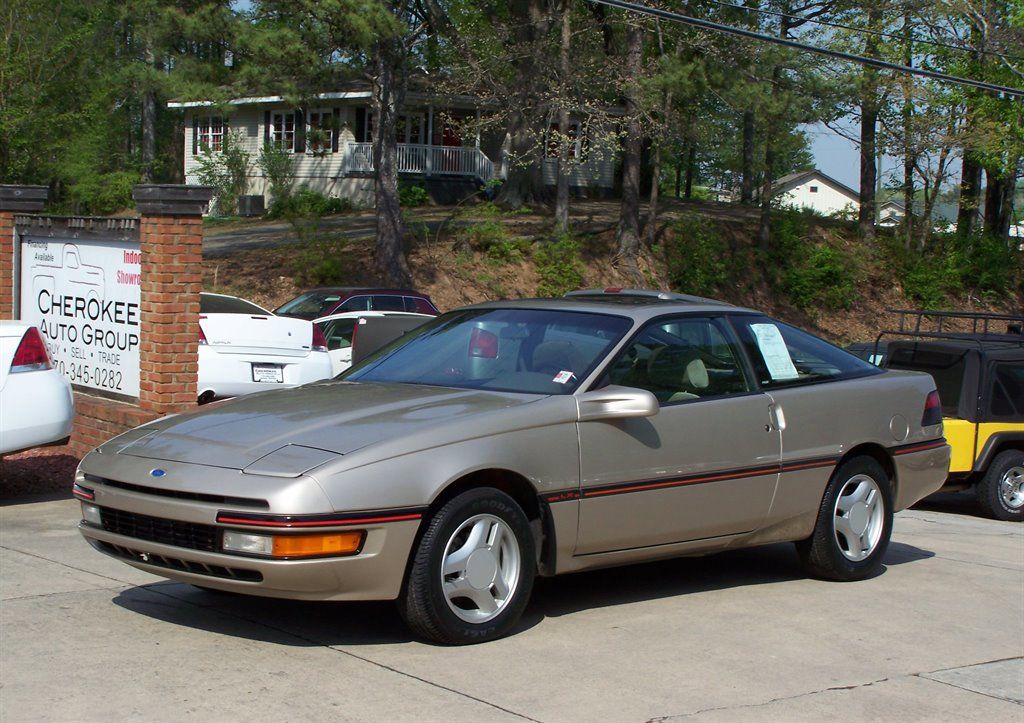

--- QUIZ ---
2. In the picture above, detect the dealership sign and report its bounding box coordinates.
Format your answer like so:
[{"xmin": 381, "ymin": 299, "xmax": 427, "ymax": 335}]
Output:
[{"xmin": 19, "ymin": 238, "xmax": 141, "ymax": 398}]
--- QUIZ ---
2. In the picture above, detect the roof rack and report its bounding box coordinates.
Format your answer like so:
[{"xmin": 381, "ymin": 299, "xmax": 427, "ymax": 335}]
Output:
[
  {"xmin": 875, "ymin": 309, "xmax": 1024, "ymax": 352},
  {"xmin": 564, "ymin": 288, "xmax": 730, "ymax": 305}
]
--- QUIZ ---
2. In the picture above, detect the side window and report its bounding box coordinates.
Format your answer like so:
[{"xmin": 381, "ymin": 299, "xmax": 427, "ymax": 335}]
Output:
[
  {"xmin": 371, "ymin": 295, "xmax": 406, "ymax": 312},
  {"xmin": 338, "ymin": 296, "xmax": 370, "ymax": 312},
  {"xmin": 734, "ymin": 316, "xmax": 880, "ymax": 389},
  {"xmin": 990, "ymin": 362, "xmax": 1024, "ymax": 419},
  {"xmin": 604, "ymin": 317, "xmax": 751, "ymax": 404},
  {"xmin": 320, "ymin": 319, "xmax": 356, "ymax": 351}
]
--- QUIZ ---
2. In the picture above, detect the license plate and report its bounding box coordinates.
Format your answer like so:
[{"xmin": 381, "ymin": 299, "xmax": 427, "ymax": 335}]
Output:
[{"xmin": 252, "ymin": 363, "xmax": 284, "ymax": 383}]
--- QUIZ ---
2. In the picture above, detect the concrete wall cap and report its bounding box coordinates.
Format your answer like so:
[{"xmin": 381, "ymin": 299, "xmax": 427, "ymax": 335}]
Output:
[
  {"xmin": 133, "ymin": 185, "xmax": 214, "ymax": 216},
  {"xmin": 0, "ymin": 185, "xmax": 48, "ymax": 212}
]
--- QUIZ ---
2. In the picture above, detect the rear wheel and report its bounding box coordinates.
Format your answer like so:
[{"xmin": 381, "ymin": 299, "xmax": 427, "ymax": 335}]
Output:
[
  {"xmin": 976, "ymin": 450, "xmax": 1024, "ymax": 522},
  {"xmin": 398, "ymin": 488, "xmax": 536, "ymax": 645},
  {"xmin": 797, "ymin": 456, "xmax": 893, "ymax": 581}
]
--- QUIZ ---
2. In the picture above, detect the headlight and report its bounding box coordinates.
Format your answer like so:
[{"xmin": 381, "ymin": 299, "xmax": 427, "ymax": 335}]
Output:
[
  {"xmin": 81, "ymin": 503, "xmax": 102, "ymax": 526},
  {"xmin": 221, "ymin": 530, "xmax": 364, "ymax": 559}
]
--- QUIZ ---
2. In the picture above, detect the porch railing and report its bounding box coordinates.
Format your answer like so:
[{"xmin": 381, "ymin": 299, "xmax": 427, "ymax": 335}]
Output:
[{"xmin": 344, "ymin": 142, "xmax": 495, "ymax": 182}]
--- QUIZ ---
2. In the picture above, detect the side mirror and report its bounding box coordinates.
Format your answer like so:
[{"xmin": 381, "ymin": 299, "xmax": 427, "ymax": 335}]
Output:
[{"xmin": 576, "ymin": 385, "xmax": 659, "ymax": 422}]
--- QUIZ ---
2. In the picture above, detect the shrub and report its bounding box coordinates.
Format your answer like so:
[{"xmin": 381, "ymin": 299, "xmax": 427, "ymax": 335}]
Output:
[
  {"xmin": 535, "ymin": 235, "xmax": 584, "ymax": 297},
  {"xmin": 195, "ymin": 131, "xmax": 250, "ymax": 216},
  {"xmin": 399, "ymin": 182, "xmax": 429, "ymax": 207},
  {"xmin": 269, "ymin": 188, "xmax": 354, "ymax": 219},
  {"xmin": 782, "ymin": 245, "xmax": 858, "ymax": 311},
  {"xmin": 65, "ymin": 170, "xmax": 138, "ymax": 215},
  {"xmin": 258, "ymin": 141, "xmax": 296, "ymax": 207},
  {"xmin": 290, "ymin": 237, "xmax": 349, "ymax": 287},
  {"xmin": 663, "ymin": 214, "xmax": 728, "ymax": 297}
]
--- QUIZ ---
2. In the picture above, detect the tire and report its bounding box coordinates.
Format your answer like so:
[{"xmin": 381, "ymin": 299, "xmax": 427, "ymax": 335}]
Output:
[
  {"xmin": 398, "ymin": 488, "xmax": 536, "ymax": 645},
  {"xmin": 797, "ymin": 456, "xmax": 894, "ymax": 581},
  {"xmin": 975, "ymin": 450, "xmax": 1024, "ymax": 522}
]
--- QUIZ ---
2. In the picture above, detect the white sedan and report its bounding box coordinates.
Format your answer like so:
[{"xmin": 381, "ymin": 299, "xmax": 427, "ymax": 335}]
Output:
[
  {"xmin": 198, "ymin": 293, "xmax": 333, "ymax": 403},
  {"xmin": 0, "ymin": 322, "xmax": 74, "ymax": 455},
  {"xmin": 313, "ymin": 311, "xmax": 434, "ymax": 375}
]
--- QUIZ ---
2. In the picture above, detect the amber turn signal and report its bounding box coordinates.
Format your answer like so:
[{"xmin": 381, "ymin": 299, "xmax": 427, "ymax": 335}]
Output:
[{"xmin": 271, "ymin": 531, "xmax": 364, "ymax": 558}]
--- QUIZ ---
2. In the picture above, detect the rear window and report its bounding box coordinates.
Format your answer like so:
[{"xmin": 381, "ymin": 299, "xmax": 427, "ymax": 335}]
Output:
[
  {"xmin": 372, "ymin": 295, "xmax": 406, "ymax": 311},
  {"xmin": 200, "ymin": 294, "xmax": 269, "ymax": 315},
  {"xmin": 274, "ymin": 291, "xmax": 343, "ymax": 316},
  {"xmin": 886, "ymin": 345, "xmax": 967, "ymax": 417},
  {"xmin": 990, "ymin": 362, "xmax": 1024, "ymax": 420}
]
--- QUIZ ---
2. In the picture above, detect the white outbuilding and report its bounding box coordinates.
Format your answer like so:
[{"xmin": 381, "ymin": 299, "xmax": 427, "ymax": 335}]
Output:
[{"xmin": 773, "ymin": 169, "xmax": 860, "ymax": 217}]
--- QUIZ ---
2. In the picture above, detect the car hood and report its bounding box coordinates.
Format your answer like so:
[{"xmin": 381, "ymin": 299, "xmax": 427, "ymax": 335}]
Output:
[{"xmin": 111, "ymin": 381, "xmax": 543, "ymax": 470}]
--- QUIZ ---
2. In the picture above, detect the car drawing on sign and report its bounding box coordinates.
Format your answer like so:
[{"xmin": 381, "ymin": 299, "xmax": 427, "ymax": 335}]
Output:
[
  {"xmin": 197, "ymin": 292, "xmax": 333, "ymax": 403},
  {"xmin": 273, "ymin": 287, "xmax": 439, "ymax": 320},
  {"xmin": 75, "ymin": 289, "xmax": 949, "ymax": 644},
  {"xmin": 0, "ymin": 323, "xmax": 74, "ymax": 455},
  {"xmin": 313, "ymin": 310, "xmax": 434, "ymax": 375},
  {"xmin": 31, "ymin": 243, "xmax": 106, "ymax": 305},
  {"xmin": 880, "ymin": 309, "xmax": 1023, "ymax": 521}
]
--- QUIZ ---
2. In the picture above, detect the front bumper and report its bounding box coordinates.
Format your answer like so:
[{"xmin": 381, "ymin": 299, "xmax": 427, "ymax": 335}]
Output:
[{"xmin": 76, "ymin": 481, "xmax": 422, "ymax": 601}]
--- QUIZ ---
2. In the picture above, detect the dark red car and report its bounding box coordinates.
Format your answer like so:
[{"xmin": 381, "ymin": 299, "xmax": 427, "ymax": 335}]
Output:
[{"xmin": 273, "ymin": 288, "xmax": 439, "ymax": 320}]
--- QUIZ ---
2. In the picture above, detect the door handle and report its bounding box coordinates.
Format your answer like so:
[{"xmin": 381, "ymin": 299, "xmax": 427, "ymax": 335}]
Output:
[{"xmin": 768, "ymin": 404, "xmax": 787, "ymax": 431}]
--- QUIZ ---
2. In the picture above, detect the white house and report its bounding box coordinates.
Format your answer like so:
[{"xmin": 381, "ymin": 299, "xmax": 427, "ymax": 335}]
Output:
[
  {"xmin": 878, "ymin": 200, "xmax": 906, "ymax": 227},
  {"xmin": 169, "ymin": 85, "xmax": 617, "ymax": 209},
  {"xmin": 773, "ymin": 169, "xmax": 860, "ymax": 217}
]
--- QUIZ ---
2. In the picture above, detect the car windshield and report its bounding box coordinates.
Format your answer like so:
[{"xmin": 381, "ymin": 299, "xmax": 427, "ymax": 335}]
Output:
[
  {"xmin": 274, "ymin": 291, "xmax": 343, "ymax": 316},
  {"xmin": 200, "ymin": 294, "xmax": 270, "ymax": 315},
  {"xmin": 342, "ymin": 308, "xmax": 632, "ymax": 394}
]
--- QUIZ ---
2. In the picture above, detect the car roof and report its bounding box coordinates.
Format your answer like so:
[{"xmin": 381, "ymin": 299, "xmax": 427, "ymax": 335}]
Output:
[
  {"xmin": 461, "ymin": 293, "xmax": 755, "ymax": 320},
  {"xmin": 888, "ymin": 338, "xmax": 1024, "ymax": 360},
  {"xmin": 305, "ymin": 287, "xmax": 427, "ymax": 296}
]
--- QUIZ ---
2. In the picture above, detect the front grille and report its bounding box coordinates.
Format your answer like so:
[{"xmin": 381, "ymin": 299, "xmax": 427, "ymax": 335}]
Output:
[
  {"xmin": 93, "ymin": 540, "xmax": 262, "ymax": 582},
  {"xmin": 85, "ymin": 474, "xmax": 268, "ymax": 509},
  {"xmin": 99, "ymin": 507, "xmax": 218, "ymax": 553}
]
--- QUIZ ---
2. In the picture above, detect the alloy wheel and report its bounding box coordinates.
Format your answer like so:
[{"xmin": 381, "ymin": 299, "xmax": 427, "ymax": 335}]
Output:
[{"xmin": 440, "ymin": 514, "xmax": 521, "ymax": 623}]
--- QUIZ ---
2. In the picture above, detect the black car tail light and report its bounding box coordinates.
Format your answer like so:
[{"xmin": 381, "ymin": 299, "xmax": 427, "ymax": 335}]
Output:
[{"xmin": 922, "ymin": 390, "xmax": 942, "ymax": 426}]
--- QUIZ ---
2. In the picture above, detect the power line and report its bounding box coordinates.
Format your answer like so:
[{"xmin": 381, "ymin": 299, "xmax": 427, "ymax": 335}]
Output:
[
  {"xmin": 587, "ymin": 0, "xmax": 1024, "ymax": 98},
  {"xmin": 701, "ymin": 0, "xmax": 1024, "ymax": 63}
]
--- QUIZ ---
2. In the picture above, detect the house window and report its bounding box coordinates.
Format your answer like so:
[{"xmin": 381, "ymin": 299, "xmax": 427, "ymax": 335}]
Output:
[
  {"xmin": 306, "ymin": 109, "xmax": 334, "ymax": 153},
  {"xmin": 396, "ymin": 113, "xmax": 424, "ymax": 144},
  {"xmin": 196, "ymin": 116, "xmax": 224, "ymax": 152},
  {"xmin": 546, "ymin": 121, "xmax": 586, "ymax": 159},
  {"xmin": 271, "ymin": 111, "xmax": 296, "ymax": 151},
  {"xmin": 355, "ymin": 107, "xmax": 374, "ymax": 143},
  {"xmin": 809, "ymin": 185, "xmax": 819, "ymax": 193}
]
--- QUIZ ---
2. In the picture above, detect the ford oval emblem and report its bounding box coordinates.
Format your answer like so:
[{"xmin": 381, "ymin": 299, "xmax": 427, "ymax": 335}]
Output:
[{"xmin": 150, "ymin": 468, "xmax": 166, "ymax": 478}]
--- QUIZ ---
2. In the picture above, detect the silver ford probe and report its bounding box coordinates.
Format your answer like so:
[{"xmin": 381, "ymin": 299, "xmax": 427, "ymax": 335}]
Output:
[{"xmin": 76, "ymin": 290, "xmax": 950, "ymax": 644}]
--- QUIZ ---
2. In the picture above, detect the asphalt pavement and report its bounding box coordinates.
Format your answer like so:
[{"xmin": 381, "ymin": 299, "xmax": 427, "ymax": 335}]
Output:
[{"xmin": 1, "ymin": 491, "xmax": 1021, "ymax": 721}]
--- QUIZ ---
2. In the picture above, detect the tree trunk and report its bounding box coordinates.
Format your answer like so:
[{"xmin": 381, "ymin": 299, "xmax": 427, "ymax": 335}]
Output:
[
  {"xmin": 858, "ymin": 5, "xmax": 881, "ymax": 242},
  {"xmin": 685, "ymin": 144, "xmax": 696, "ymax": 199},
  {"xmin": 958, "ymin": 155, "xmax": 983, "ymax": 235},
  {"xmin": 372, "ymin": 43, "xmax": 412, "ymax": 287},
  {"xmin": 957, "ymin": 25, "xmax": 985, "ymax": 237},
  {"xmin": 495, "ymin": 0, "xmax": 550, "ymax": 209},
  {"xmin": 615, "ymin": 24, "xmax": 643, "ymax": 283},
  {"xmin": 756, "ymin": 140, "xmax": 775, "ymax": 251},
  {"xmin": 554, "ymin": 5, "xmax": 571, "ymax": 234},
  {"xmin": 141, "ymin": 43, "xmax": 157, "ymax": 184},
  {"xmin": 675, "ymin": 159, "xmax": 682, "ymax": 198},
  {"xmin": 740, "ymin": 111, "xmax": 755, "ymax": 204},
  {"xmin": 983, "ymin": 165, "xmax": 1016, "ymax": 239},
  {"xmin": 901, "ymin": 15, "xmax": 915, "ymax": 250}
]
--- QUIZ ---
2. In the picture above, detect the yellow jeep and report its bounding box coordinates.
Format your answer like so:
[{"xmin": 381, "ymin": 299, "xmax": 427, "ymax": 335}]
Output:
[{"xmin": 883, "ymin": 311, "xmax": 1023, "ymax": 521}]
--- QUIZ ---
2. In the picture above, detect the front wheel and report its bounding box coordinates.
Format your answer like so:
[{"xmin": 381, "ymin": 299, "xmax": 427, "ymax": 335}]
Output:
[
  {"xmin": 797, "ymin": 456, "xmax": 894, "ymax": 581},
  {"xmin": 976, "ymin": 450, "xmax": 1024, "ymax": 522},
  {"xmin": 398, "ymin": 488, "xmax": 536, "ymax": 644}
]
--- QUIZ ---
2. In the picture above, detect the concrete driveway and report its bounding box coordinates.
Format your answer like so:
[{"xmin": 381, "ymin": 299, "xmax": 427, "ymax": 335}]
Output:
[{"xmin": 1, "ymin": 491, "xmax": 1021, "ymax": 721}]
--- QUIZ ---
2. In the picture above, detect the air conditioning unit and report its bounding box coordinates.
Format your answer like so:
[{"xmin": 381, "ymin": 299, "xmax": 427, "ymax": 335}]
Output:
[{"xmin": 238, "ymin": 195, "xmax": 265, "ymax": 217}]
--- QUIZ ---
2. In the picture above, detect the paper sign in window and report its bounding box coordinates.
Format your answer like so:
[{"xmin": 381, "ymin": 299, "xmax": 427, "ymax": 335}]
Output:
[{"xmin": 750, "ymin": 323, "xmax": 799, "ymax": 380}]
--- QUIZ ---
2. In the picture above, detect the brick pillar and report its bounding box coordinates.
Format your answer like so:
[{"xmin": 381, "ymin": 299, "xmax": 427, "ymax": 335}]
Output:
[
  {"xmin": 0, "ymin": 185, "xmax": 47, "ymax": 319},
  {"xmin": 132, "ymin": 185, "xmax": 213, "ymax": 415}
]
